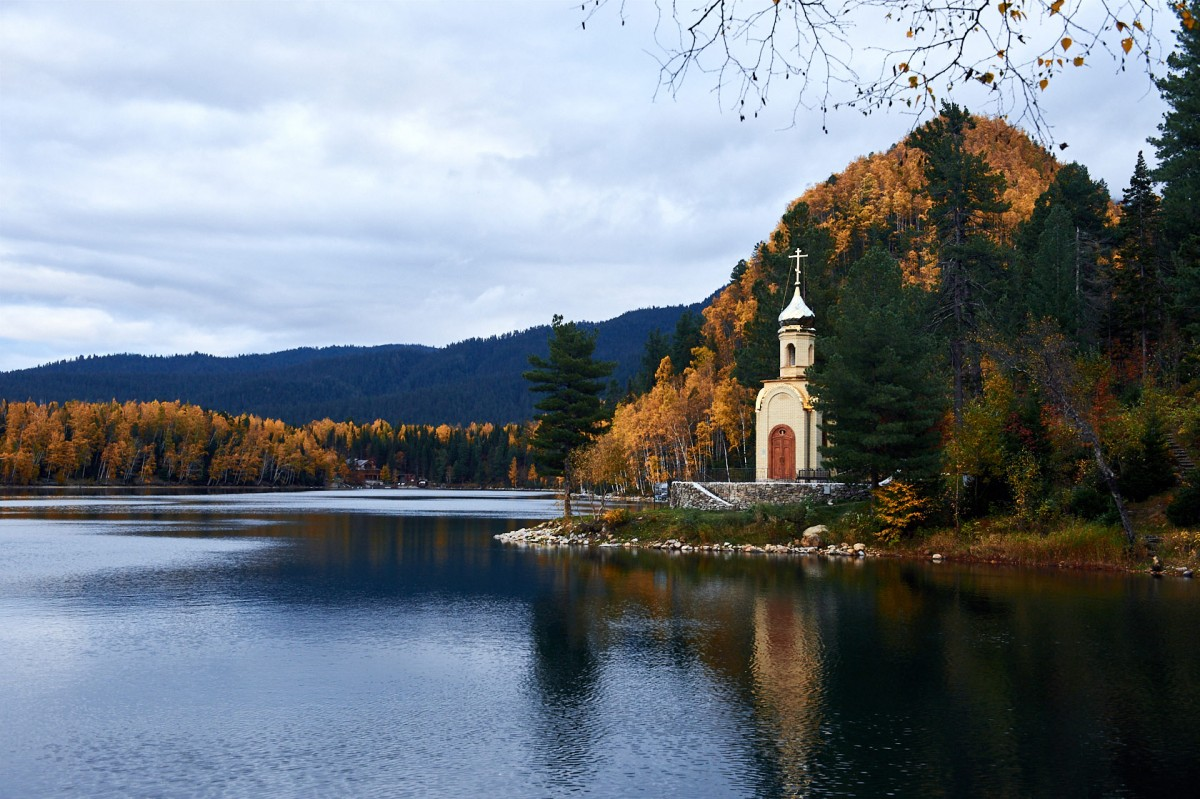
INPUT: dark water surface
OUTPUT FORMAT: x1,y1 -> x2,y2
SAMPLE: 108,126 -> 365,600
1,490 -> 1197,798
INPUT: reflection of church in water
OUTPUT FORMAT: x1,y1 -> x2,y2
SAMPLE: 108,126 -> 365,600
755,250 -> 824,481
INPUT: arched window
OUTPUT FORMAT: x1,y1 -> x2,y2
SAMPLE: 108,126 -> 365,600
786,343 -> 796,366
808,344 -> 814,365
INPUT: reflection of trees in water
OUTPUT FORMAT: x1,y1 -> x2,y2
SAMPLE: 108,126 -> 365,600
522,548 -> 834,797
30,499 -> 1199,795
528,587 -> 602,791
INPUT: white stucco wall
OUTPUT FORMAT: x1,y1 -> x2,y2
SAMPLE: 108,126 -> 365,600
755,381 -> 822,480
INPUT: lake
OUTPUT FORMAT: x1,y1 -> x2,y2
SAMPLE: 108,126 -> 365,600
1,489 -> 1197,798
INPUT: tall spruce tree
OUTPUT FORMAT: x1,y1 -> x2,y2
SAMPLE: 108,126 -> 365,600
524,315 -> 615,517
1152,2 -> 1200,246
1111,152 -> 1166,379
1013,163 -> 1112,348
1151,1 -> 1200,374
909,103 -> 1010,422
1027,204 -> 1082,338
809,249 -> 945,488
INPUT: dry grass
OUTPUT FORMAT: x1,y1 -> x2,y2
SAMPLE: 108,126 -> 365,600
913,518 -> 1132,568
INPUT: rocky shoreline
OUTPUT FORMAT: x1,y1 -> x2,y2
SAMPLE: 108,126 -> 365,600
494,519 -> 880,558
495,520 -> 1196,576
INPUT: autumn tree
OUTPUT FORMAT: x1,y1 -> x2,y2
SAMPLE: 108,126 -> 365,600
809,248 -> 945,488
524,315 -> 616,517
1001,319 -> 1137,547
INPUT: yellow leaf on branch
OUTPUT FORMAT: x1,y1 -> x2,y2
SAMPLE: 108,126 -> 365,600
1050,0 -> 1064,14
1121,37 -> 1134,54
1073,56 -> 1084,67
1061,37 -> 1072,50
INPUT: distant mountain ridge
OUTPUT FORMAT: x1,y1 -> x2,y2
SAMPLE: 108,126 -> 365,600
1,303 -> 705,426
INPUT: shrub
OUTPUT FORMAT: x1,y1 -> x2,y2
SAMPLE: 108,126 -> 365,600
1067,483 -> 1113,521
1166,472 -> 1200,528
601,507 -> 631,528
1118,413 -> 1176,501
873,480 -> 929,544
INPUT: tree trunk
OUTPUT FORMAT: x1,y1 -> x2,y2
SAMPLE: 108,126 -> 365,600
562,459 -> 573,519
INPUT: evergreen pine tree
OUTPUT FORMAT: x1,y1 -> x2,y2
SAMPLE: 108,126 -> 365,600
1014,163 -> 1113,347
1151,2 -> 1200,375
1028,204 -> 1080,337
1111,152 -> 1166,378
1118,412 -> 1176,502
524,315 -> 615,516
1152,2 -> 1200,246
909,103 -> 1010,422
668,309 -> 706,373
809,249 -> 945,488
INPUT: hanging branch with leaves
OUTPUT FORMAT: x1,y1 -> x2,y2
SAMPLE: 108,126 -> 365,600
582,0 -> 1180,141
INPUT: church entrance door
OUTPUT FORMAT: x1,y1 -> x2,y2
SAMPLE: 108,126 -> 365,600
768,425 -> 795,480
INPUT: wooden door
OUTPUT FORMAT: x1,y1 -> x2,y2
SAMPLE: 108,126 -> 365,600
768,425 -> 795,480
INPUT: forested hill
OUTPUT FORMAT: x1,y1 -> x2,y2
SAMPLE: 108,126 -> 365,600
0,302 -> 704,426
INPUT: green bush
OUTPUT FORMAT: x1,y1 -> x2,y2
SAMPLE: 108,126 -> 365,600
1067,483 -> 1113,521
1118,413 -> 1177,501
1166,472 -> 1200,528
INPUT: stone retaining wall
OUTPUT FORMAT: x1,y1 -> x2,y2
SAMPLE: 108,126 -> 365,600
669,480 -> 865,510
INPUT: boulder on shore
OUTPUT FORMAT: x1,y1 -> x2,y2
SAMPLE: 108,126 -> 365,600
801,525 -> 827,548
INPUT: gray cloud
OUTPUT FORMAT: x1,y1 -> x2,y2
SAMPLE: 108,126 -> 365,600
0,1 -> 1172,371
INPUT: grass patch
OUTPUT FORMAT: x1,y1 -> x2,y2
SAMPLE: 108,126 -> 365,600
567,499 -> 1194,571
908,517 -> 1131,568
571,500 -> 872,547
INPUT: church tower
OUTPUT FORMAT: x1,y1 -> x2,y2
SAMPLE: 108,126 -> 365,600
755,250 -> 823,481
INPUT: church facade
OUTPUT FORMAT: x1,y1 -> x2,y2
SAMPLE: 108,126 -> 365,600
755,252 -> 823,481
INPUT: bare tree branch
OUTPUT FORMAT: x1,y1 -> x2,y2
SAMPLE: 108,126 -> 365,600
583,0 -> 1172,141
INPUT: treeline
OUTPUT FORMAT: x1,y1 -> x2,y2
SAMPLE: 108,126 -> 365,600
0,304 -> 701,426
573,9 -> 1200,537
0,399 -> 541,489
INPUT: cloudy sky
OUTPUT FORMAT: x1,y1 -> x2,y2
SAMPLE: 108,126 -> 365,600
0,1 -> 1177,371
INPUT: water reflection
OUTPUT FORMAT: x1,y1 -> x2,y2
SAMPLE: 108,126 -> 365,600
1,494 -> 1198,798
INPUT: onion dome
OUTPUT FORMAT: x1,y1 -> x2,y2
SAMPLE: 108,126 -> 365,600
778,282 -> 815,328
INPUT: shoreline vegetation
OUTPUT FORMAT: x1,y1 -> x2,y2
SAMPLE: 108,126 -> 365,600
498,499 -> 1199,578
3,480 -> 1195,575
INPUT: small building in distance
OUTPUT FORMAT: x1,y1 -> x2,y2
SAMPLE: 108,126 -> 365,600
755,252 -> 824,481
346,458 -> 381,485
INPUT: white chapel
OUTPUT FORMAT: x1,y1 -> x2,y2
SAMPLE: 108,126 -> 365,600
755,250 -> 823,481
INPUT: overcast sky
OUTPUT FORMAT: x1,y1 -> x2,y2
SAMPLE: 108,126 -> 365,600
0,1 -> 1177,371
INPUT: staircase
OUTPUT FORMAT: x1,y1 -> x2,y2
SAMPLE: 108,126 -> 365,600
1167,434 -> 1197,478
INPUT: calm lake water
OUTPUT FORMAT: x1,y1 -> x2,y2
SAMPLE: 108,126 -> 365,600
1,489 -> 1197,798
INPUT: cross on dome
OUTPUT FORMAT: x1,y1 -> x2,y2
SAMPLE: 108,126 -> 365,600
778,248 -> 814,327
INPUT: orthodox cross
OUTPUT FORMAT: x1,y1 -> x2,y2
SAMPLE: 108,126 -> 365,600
789,248 -> 808,297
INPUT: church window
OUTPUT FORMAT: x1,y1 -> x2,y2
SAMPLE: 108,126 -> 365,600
786,343 -> 796,366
